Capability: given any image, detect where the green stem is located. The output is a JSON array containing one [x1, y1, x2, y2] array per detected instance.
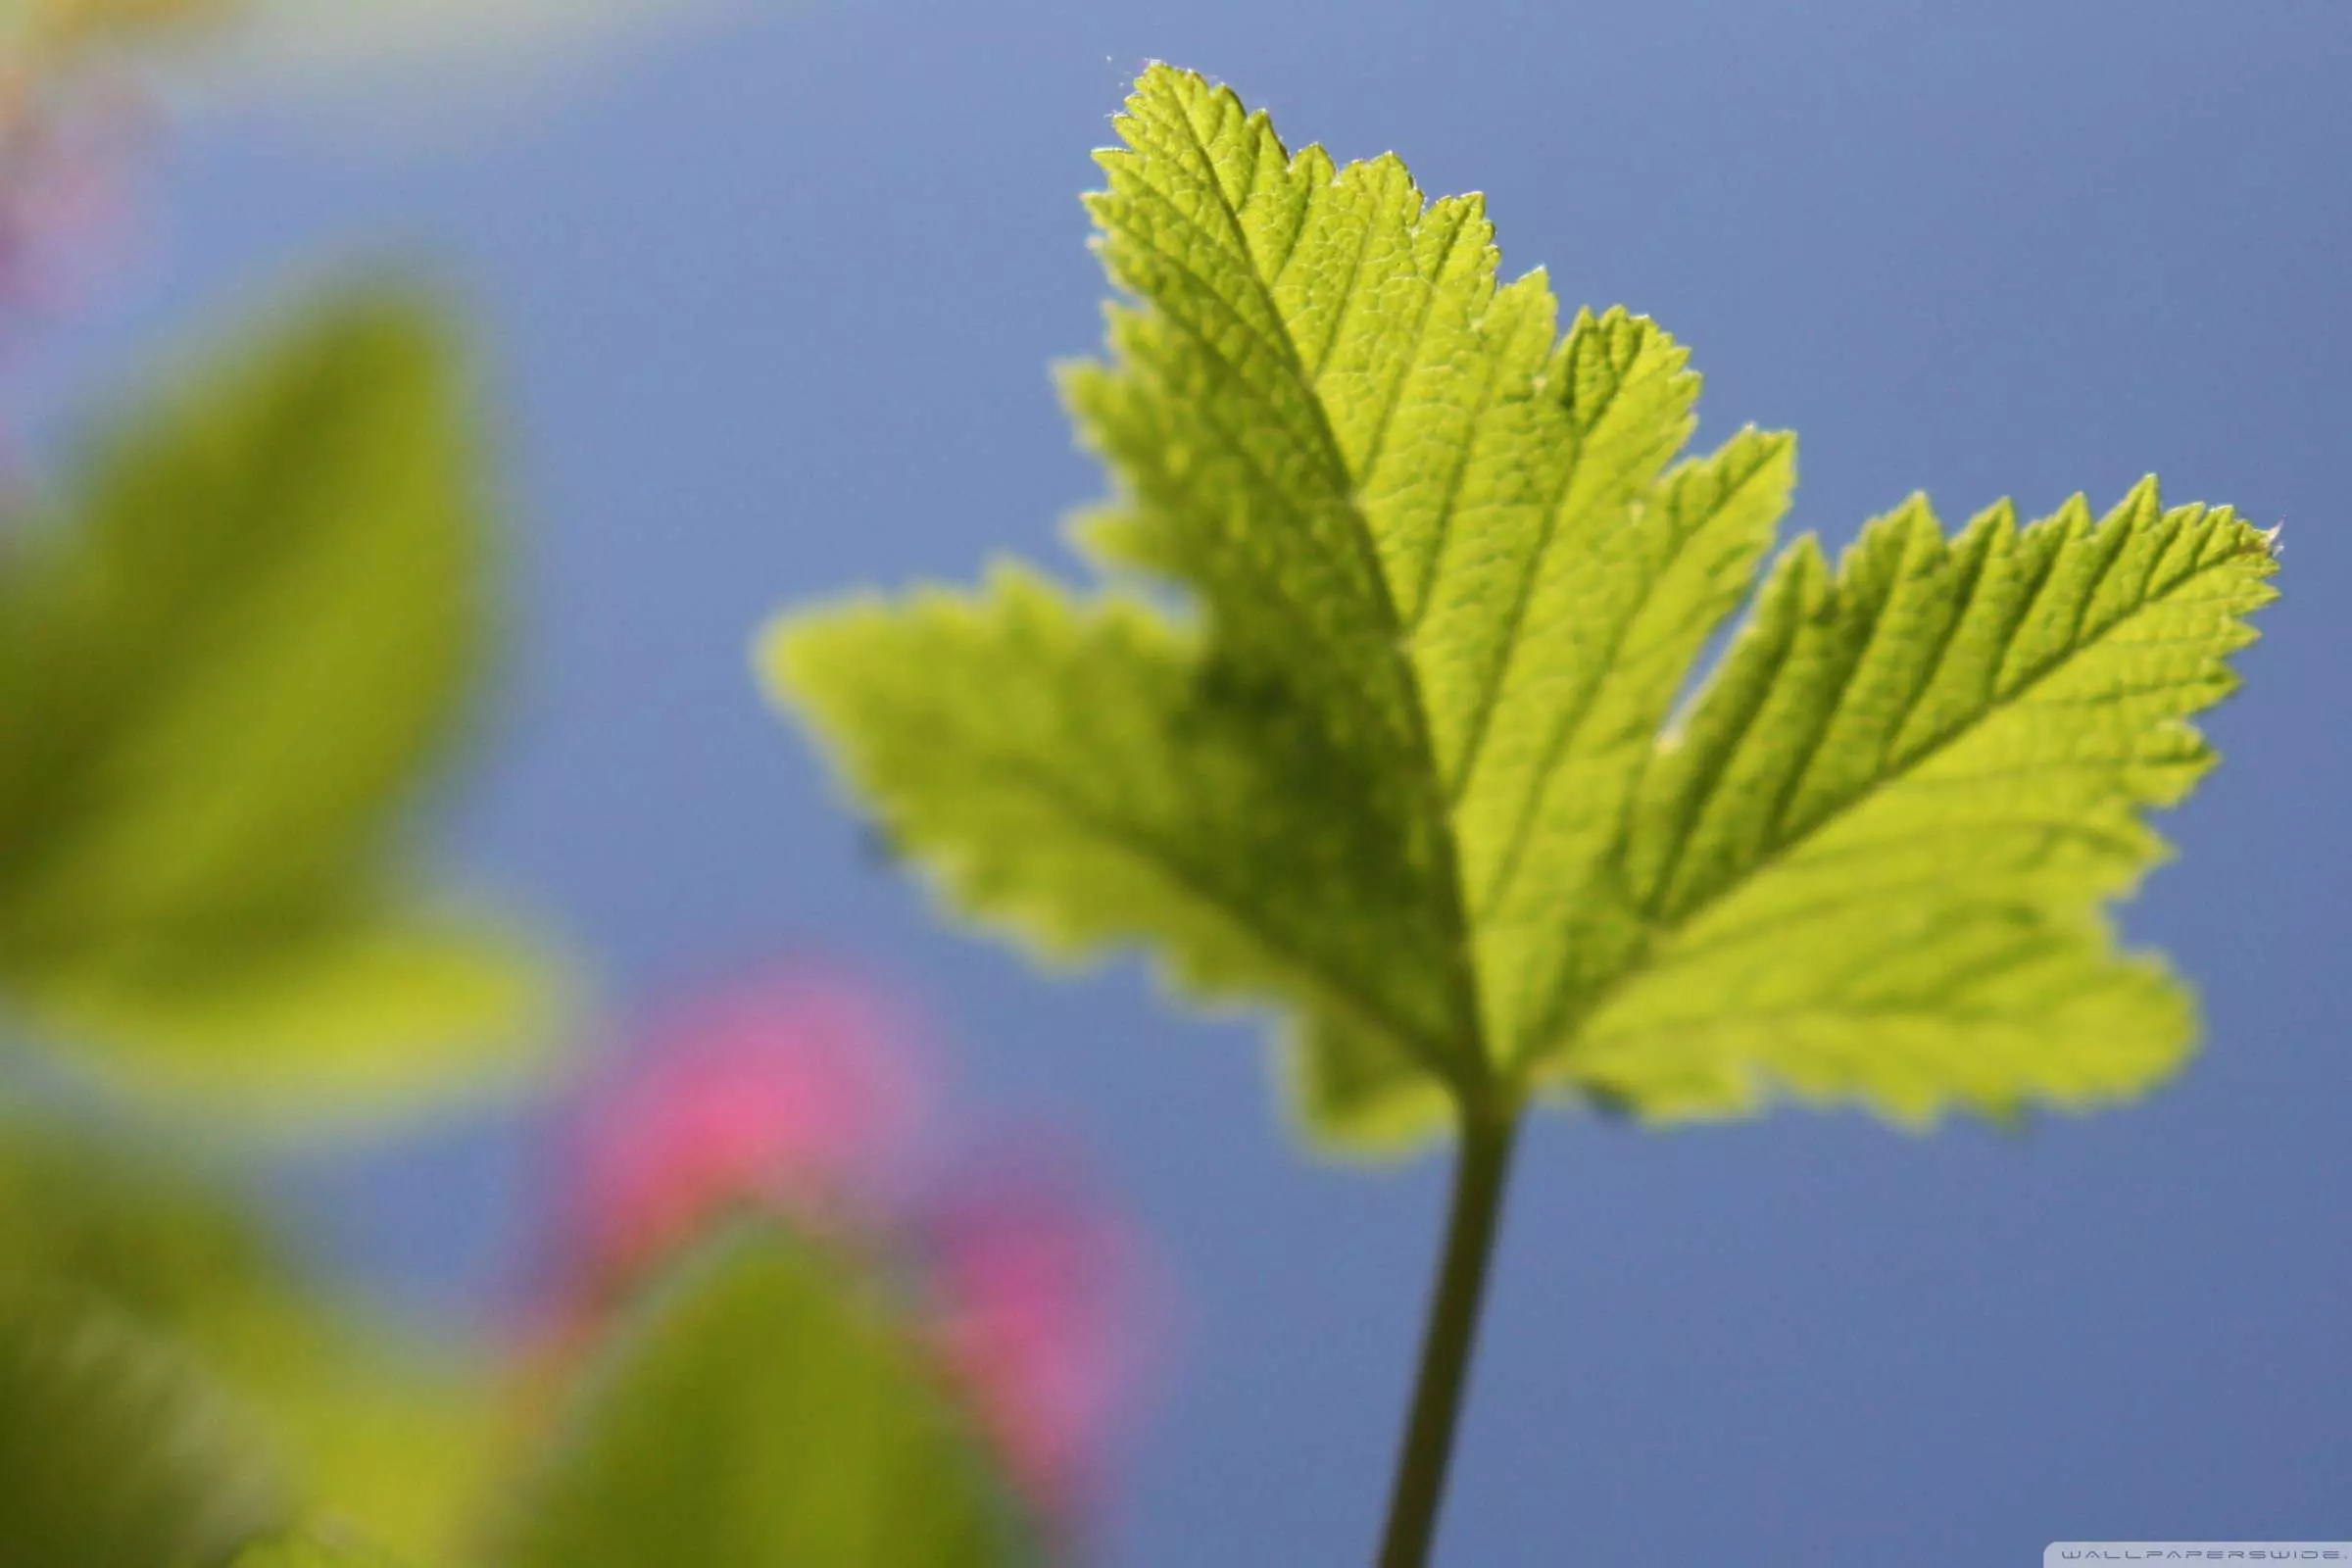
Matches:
[[1375, 1100, 1523, 1568]]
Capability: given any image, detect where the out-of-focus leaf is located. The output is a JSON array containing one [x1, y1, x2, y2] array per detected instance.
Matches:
[[0, 287, 565, 1115], [6, 0, 233, 54], [179, 0, 730, 107], [0, 1119, 503, 1559], [229, 1524, 407, 1567], [0, 1286, 284, 1565], [254, 1345, 502, 1565], [12, 0, 740, 127], [8, 912, 562, 1118], [501, 1222, 1036, 1568]]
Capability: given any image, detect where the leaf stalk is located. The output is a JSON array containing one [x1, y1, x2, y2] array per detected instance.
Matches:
[[1375, 1094, 1522, 1568]]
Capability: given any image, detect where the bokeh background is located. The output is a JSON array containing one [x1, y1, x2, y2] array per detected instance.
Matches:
[[15, 1, 2349, 1563]]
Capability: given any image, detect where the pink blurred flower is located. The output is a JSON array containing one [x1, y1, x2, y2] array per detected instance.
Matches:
[[534, 963, 1158, 1549], [923, 1166, 1151, 1538], [558, 968, 925, 1287], [0, 67, 146, 317], [0, 59, 154, 494]]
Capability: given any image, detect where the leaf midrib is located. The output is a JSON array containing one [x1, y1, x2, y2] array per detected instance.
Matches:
[[1165, 88, 1491, 1078]]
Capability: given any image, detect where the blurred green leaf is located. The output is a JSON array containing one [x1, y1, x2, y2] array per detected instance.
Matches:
[[0, 287, 565, 1115], [502, 1222, 1036, 1568], [229, 1524, 408, 1567], [252, 1338, 504, 1566], [0, 1117, 277, 1310], [0, 1286, 284, 1566], [0, 1119, 505, 1559]]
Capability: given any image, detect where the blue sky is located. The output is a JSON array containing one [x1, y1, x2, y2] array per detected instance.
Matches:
[[39, 2, 2352, 1563]]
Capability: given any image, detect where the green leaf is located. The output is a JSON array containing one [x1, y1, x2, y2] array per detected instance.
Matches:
[[0, 1119, 506, 1559], [229, 1526, 407, 1567], [500, 1222, 1035, 1568], [762, 65, 2277, 1150], [0, 1287, 285, 1566], [0, 287, 566, 1115], [1559, 488, 2275, 1122]]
